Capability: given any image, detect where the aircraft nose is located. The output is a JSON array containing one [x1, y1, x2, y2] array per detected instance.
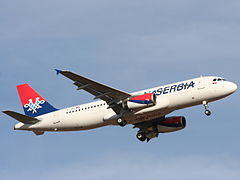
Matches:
[[228, 82, 237, 94]]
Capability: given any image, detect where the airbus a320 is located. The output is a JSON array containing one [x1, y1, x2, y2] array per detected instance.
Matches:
[[3, 70, 237, 142]]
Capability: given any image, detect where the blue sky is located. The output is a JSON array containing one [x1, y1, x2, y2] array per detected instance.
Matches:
[[1, 0, 240, 179]]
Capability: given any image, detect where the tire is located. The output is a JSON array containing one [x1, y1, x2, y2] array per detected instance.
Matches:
[[136, 132, 146, 142], [116, 118, 127, 127], [205, 110, 211, 116]]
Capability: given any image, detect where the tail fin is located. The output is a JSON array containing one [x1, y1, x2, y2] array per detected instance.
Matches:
[[17, 84, 58, 117]]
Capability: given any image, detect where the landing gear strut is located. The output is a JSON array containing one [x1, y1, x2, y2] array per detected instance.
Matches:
[[203, 101, 211, 116], [116, 118, 127, 127]]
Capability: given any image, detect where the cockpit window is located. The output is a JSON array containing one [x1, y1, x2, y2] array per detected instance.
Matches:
[[213, 78, 226, 82]]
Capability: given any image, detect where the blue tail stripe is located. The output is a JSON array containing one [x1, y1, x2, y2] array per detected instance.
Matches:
[[23, 101, 58, 117]]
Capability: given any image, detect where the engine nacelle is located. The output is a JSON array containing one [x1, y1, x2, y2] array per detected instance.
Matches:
[[157, 116, 186, 133], [125, 93, 157, 110]]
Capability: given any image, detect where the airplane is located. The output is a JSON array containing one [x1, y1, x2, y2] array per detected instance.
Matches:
[[3, 70, 238, 142]]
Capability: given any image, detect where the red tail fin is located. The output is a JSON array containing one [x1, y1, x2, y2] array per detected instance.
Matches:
[[17, 84, 57, 117]]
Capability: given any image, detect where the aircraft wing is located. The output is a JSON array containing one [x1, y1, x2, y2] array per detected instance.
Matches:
[[56, 70, 131, 114]]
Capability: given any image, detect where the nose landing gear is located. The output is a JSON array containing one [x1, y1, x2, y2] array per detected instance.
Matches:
[[203, 101, 211, 116]]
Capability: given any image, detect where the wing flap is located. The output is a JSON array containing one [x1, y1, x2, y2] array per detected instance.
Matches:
[[3, 110, 40, 124]]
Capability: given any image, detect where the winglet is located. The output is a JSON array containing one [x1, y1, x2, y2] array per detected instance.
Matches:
[[55, 69, 62, 75]]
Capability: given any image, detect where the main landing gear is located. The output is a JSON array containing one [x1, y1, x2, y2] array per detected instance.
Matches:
[[203, 101, 211, 116], [136, 132, 146, 142], [116, 118, 127, 127]]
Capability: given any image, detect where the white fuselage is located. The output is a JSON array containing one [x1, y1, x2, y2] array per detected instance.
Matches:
[[14, 76, 237, 132]]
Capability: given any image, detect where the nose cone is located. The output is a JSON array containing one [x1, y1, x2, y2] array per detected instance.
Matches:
[[227, 82, 237, 94]]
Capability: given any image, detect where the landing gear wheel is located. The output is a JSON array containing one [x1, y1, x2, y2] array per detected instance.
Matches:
[[116, 118, 127, 127], [203, 101, 211, 116], [205, 109, 211, 116], [136, 132, 146, 142]]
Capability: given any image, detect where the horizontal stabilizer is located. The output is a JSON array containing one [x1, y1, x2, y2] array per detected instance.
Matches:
[[3, 110, 40, 124]]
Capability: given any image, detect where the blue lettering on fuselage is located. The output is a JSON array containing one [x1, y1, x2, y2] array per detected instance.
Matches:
[[148, 81, 195, 96]]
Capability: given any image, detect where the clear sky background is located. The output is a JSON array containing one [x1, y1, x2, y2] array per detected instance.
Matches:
[[1, 0, 240, 179]]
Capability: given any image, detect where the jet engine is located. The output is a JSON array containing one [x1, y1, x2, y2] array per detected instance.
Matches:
[[157, 116, 186, 133], [124, 93, 157, 110], [136, 116, 186, 142]]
